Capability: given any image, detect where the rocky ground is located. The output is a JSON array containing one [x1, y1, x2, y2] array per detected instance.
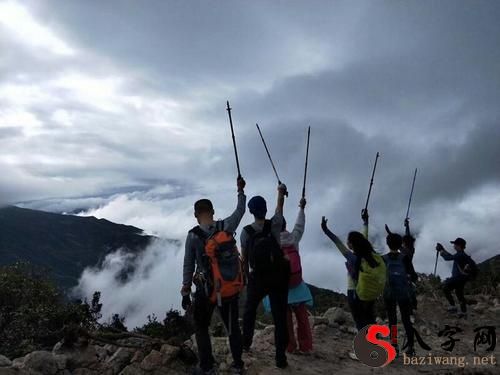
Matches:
[[0, 291, 498, 374]]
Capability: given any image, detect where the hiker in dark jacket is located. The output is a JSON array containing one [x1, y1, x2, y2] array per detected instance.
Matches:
[[436, 237, 476, 318], [383, 230, 418, 356], [241, 183, 289, 369], [181, 177, 246, 375], [392, 220, 418, 317], [321, 209, 379, 331]]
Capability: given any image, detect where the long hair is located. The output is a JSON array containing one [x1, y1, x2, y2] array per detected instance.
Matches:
[[347, 231, 378, 268]]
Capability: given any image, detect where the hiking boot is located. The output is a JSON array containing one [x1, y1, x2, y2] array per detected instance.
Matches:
[[276, 358, 288, 369], [229, 362, 244, 375], [446, 306, 458, 314]]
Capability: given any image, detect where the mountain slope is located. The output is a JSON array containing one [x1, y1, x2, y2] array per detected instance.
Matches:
[[0, 205, 154, 288]]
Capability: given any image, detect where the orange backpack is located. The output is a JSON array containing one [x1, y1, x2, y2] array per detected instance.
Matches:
[[190, 221, 244, 305]]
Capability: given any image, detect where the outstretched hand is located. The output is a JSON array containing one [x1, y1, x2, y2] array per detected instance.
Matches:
[[299, 197, 306, 209], [361, 208, 369, 224], [237, 176, 246, 192], [321, 216, 329, 232], [278, 183, 288, 197]]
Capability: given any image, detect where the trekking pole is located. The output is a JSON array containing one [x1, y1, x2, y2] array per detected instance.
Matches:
[[405, 168, 418, 220], [226, 101, 241, 179], [256, 123, 288, 196], [364, 152, 380, 212], [301, 126, 311, 199]]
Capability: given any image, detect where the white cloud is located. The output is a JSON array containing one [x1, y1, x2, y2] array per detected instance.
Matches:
[[0, 1, 75, 56]]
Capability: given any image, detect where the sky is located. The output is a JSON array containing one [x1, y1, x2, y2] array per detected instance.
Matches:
[[1, 0, 500, 327]]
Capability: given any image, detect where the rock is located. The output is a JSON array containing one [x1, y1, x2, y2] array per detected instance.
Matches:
[[160, 344, 180, 365], [140, 350, 163, 371], [104, 344, 118, 355], [347, 327, 358, 335], [492, 298, 499, 306], [117, 338, 148, 347], [0, 369, 29, 375], [119, 363, 146, 375], [312, 316, 329, 326], [95, 345, 108, 362], [0, 356, 11, 367], [489, 306, 500, 314], [212, 337, 229, 357], [21, 351, 60, 374], [473, 303, 487, 314], [60, 345, 99, 370], [130, 351, 145, 363], [105, 348, 133, 374], [323, 307, 351, 326]]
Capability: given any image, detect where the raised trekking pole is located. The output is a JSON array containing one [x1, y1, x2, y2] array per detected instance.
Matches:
[[226, 101, 241, 179], [301, 126, 311, 199], [256, 123, 288, 196], [364, 152, 380, 212], [405, 168, 418, 220]]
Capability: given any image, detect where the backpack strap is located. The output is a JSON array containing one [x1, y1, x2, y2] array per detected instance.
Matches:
[[189, 225, 209, 242], [244, 224, 256, 237], [262, 219, 272, 236]]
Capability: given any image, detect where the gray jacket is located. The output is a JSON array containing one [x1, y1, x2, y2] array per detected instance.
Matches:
[[182, 192, 246, 293]]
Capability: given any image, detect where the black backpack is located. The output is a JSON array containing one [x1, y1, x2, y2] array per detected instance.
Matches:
[[244, 220, 287, 277], [465, 255, 479, 280]]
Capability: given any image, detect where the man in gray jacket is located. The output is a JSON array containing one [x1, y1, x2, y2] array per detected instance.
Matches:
[[181, 177, 246, 375]]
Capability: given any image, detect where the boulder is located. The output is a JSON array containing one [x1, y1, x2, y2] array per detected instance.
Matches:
[[20, 351, 60, 374], [0, 356, 11, 368], [119, 363, 147, 375], [105, 348, 133, 374], [160, 344, 180, 365], [323, 307, 351, 326], [312, 316, 329, 326], [140, 350, 163, 372]]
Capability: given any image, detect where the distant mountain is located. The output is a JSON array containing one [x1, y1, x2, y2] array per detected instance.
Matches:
[[466, 253, 500, 294], [0, 205, 154, 288]]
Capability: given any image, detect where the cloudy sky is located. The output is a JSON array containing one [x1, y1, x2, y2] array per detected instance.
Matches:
[[1, 0, 500, 325]]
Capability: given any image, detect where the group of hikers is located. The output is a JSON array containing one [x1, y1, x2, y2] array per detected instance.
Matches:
[[179, 177, 478, 374], [179, 104, 478, 374]]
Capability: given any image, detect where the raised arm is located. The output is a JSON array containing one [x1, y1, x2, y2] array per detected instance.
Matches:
[[436, 243, 454, 261], [270, 183, 287, 240], [291, 198, 306, 244], [361, 208, 369, 239], [321, 216, 350, 258], [222, 177, 247, 233], [404, 218, 411, 237]]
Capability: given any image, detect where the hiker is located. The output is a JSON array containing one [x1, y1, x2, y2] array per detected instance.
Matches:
[[383, 229, 418, 356], [278, 197, 313, 354], [321, 209, 386, 331], [401, 218, 418, 317], [181, 177, 246, 375], [436, 238, 477, 318], [241, 183, 290, 369]]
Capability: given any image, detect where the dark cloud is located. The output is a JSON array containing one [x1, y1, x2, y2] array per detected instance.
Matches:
[[1, 0, 500, 303]]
